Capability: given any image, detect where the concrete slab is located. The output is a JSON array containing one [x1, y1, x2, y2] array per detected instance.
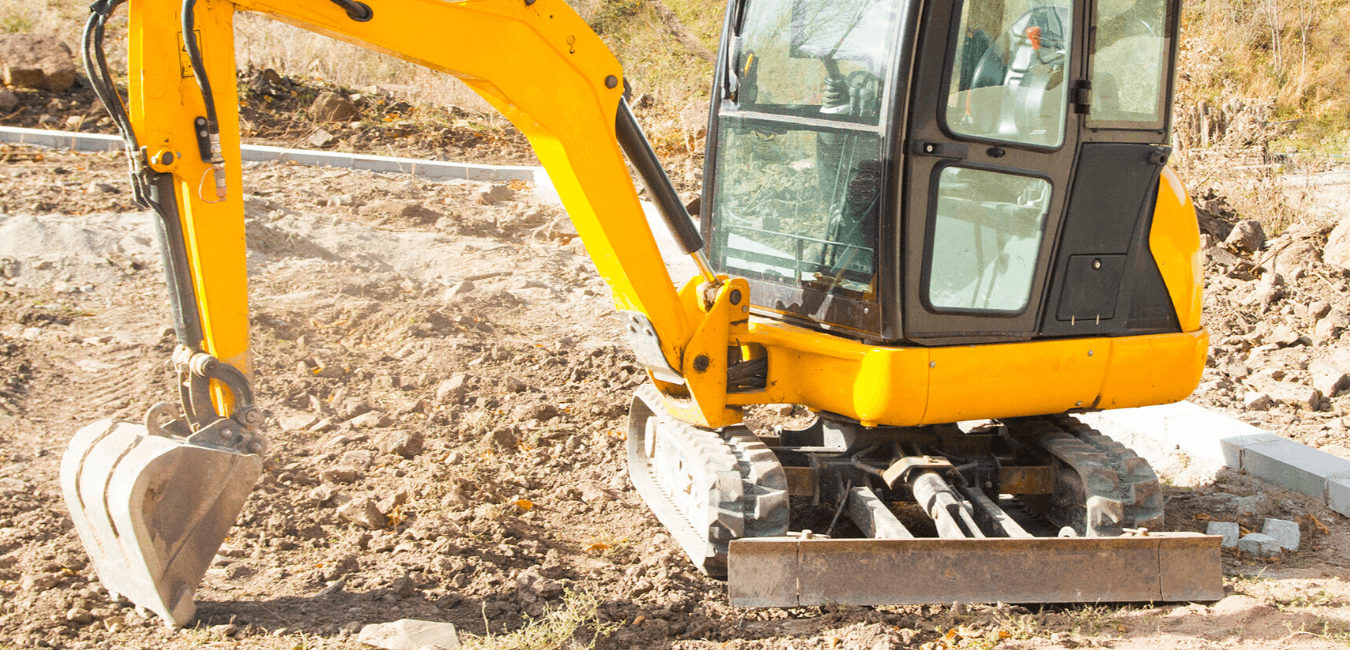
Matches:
[[0, 126, 540, 182], [1328, 478, 1350, 518], [1240, 437, 1350, 500]]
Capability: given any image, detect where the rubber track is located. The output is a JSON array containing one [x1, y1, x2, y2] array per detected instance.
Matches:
[[626, 384, 788, 576], [1010, 415, 1163, 536]]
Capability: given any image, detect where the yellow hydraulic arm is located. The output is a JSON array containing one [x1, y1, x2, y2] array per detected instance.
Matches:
[[121, 0, 1207, 432]]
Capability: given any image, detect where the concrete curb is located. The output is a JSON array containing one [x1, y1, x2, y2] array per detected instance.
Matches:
[[1084, 402, 1350, 517], [0, 125, 543, 182]]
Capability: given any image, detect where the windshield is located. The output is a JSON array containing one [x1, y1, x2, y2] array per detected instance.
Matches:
[[711, 0, 903, 303]]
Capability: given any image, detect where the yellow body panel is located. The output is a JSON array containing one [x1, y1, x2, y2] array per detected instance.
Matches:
[[125, 0, 1206, 430], [1150, 167, 1204, 333]]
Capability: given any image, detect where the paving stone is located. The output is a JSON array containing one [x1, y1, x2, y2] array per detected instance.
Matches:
[[1240, 437, 1350, 500], [1329, 478, 1350, 518], [1261, 518, 1300, 551], [1205, 521, 1240, 548], [357, 618, 459, 649], [1236, 532, 1281, 556]]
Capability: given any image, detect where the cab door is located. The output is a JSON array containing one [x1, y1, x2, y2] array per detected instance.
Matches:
[[901, 0, 1085, 344]]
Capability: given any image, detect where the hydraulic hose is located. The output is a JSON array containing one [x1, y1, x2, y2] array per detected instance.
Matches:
[[181, 0, 228, 200]]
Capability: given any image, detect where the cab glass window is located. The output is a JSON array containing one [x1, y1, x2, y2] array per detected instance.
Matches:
[[944, 0, 1073, 147], [731, 0, 902, 125], [1088, 0, 1169, 127], [927, 167, 1051, 312]]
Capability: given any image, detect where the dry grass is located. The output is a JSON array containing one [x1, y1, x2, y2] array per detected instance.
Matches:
[[460, 589, 618, 650]]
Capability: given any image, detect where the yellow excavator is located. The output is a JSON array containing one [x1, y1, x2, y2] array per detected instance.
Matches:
[[61, 0, 1218, 627]]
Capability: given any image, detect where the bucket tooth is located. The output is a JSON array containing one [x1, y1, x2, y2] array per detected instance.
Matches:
[[60, 420, 262, 627]]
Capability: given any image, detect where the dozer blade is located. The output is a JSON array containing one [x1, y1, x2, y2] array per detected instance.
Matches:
[[728, 534, 1223, 607], [60, 419, 262, 627]]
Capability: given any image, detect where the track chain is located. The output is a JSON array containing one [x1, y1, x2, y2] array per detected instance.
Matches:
[[1008, 415, 1163, 537]]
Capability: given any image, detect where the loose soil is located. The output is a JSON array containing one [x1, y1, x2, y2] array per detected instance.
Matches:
[[1, 146, 1349, 650]]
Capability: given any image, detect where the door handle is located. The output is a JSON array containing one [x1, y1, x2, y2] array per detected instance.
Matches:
[[912, 140, 968, 160]]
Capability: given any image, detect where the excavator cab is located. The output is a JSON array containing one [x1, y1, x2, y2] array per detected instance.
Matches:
[[704, 0, 1181, 343]]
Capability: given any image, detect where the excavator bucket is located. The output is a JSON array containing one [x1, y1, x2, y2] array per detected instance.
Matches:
[[60, 419, 262, 627]]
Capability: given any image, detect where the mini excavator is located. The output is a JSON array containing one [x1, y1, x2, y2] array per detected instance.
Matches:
[[62, 0, 1220, 627]]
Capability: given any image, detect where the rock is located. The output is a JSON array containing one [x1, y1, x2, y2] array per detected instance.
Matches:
[[20, 573, 58, 592], [1310, 360, 1349, 398], [321, 466, 358, 484], [358, 619, 460, 649], [1243, 392, 1273, 411], [342, 450, 375, 469], [1325, 217, 1350, 271], [280, 413, 320, 431], [1269, 324, 1308, 347], [376, 430, 424, 458], [475, 184, 514, 205], [1261, 518, 1300, 551], [1237, 532, 1281, 556], [1271, 239, 1321, 276], [66, 608, 93, 625], [511, 402, 558, 422], [1245, 378, 1318, 410], [1222, 356, 1249, 379], [502, 376, 528, 393], [0, 88, 16, 112], [338, 497, 387, 529], [1235, 494, 1264, 517], [1206, 244, 1241, 267], [445, 280, 474, 298], [377, 490, 408, 515], [1205, 521, 1240, 548], [485, 427, 518, 450], [0, 34, 77, 91], [436, 373, 470, 403], [389, 575, 416, 598], [1310, 300, 1333, 320], [309, 129, 337, 147], [210, 623, 240, 637], [1224, 219, 1266, 254], [309, 91, 361, 122], [350, 411, 391, 428], [1314, 309, 1349, 341]]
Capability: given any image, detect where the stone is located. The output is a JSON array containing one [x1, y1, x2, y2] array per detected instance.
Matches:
[[376, 429, 424, 458], [280, 413, 319, 431], [0, 88, 16, 112], [377, 490, 408, 515], [66, 608, 93, 625], [1325, 217, 1350, 272], [1236, 532, 1281, 556], [1243, 392, 1274, 411], [1261, 518, 1300, 551], [445, 280, 474, 298], [1314, 309, 1349, 341], [320, 466, 358, 484], [435, 373, 469, 403], [342, 450, 374, 469], [350, 411, 390, 428], [1205, 521, 1240, 548], [1235, 494, 1265, 517], [338, 497, 386, 529], [0, 34, 77, 91], [1245, 378, 1318, 410], [1269, 324, 1308, 347], [389, 575, 416, 598], [357, 619, 460, 650], [1310, 301, 1333, 320], [485, 427, 518, 451], [309, 129, 337, 147], [502, 377, 527, 393], [1224, 219, 1266, 254], [1271, 239, 1321, 276], [309, 91, 361, 122], [475, 184, 514, 205], [1310, 360, 1349, 399], [511, 402, 558, 422]]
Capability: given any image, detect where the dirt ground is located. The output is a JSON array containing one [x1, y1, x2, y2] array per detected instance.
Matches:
[[1, 146, 1349, 650]]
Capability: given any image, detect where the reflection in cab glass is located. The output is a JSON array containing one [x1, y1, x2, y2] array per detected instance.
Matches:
[[709, 0, 901, 302], [927, 167, 1050, 313], [1089, 0, 1168, 125], [945, 0, 1072, 147]]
